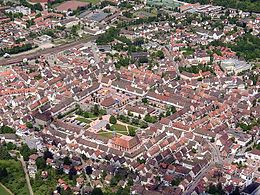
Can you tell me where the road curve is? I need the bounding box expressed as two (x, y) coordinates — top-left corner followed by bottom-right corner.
(0, 36), (97, 66)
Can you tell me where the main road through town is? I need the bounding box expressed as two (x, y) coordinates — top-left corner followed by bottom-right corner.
(183, 140), (223, 195)
(0, 36), (97, 66)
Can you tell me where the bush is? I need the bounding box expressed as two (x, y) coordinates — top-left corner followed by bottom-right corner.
(36, 157), (46, 170)
(19, 143), (36, 161)
(106, 124), (110, 130)
(129, 128), (136, 137)
(109, 115), (117, 124)
(0, 125), (15, 134)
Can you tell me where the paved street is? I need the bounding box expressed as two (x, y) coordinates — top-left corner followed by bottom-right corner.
(184, 140), (223, 195)
(79, 156), (93, 189)
(184, 162), (214, 195)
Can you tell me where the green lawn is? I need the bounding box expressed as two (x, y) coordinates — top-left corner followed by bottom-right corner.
(79, 112), (97, 118)
(75, 117), (91, 124)
(128, 126), (137, 132)
(79, 0), (101, 4)
(98, 130), (114, 138)
(0, 160), (29, 195)
(117, 131), (128, 135)
(98, 124), (137, 137)
(0, 183), (12, 195)
(111, 124), (127, 132)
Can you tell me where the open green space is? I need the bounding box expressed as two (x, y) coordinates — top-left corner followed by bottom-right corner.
(0, 160), (29, 195)
(133, 10), (156, 18)
(116, 131), (129, 136)
(75, 117), (91, 124)
(128, 126), (137, 132)
(98, 131), (114, 139)
(76, 105), (106, 119)
(0, 183), (12, 195)
(111, 124), (127, 132)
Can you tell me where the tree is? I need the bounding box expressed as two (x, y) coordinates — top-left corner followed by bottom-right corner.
(207, 183), (225, 195)
(127, 178), (134, 186)
(92, 104), (100, 116)
(166, 110), (171, 116)
(91, 188), (103, 195)
(131, 118), (140, 126)
(170, 106), (176, 113)
(230, 186), (240, 195)
(109, 115), (117, 124)
(56, 168), (64, 175)
(116, 187), (130, 195)
(171, 178), (182, 186)
(144, 114), (157, 123)
(0, 167), (8, 180)
(86, 166), (93, 175)
(5, 142), (16, 150)
(110, 176), (118, 187)
(106, 124), (111, 130)
(43, 150), (53, 160)
(71, 25), (79, 36)
(26, 122), (33, 129)
(156, 50), (164, 59)
(0, 125), (15, 134)
(127, 111), (133, 116)
(69, 166), (77, 180)
(60, 187), (73, 195)
(140, 121), (148, 128)
(63, 156), (72, 165)
(96, 27), (119, 45)
(20, 143), (35, 161)
(159, 113), (164, 120)
(128, 128), (136, 137)
(0, 146), (12, 160)
(81, 154), (88, 160)
(142, 98), (148, 104)
(36, 157), (46, 169)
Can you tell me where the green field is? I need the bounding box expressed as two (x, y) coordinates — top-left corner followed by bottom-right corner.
(97, 123), (138, 138)
(76, 117), (91, 124)
(111, 124), (127, 132)
(0, 160), (29, 195)
(0, 184), (12, 195)
(98, 131), (114, 138)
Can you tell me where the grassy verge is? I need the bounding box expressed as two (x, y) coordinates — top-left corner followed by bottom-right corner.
(0, 183), (12, 195)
